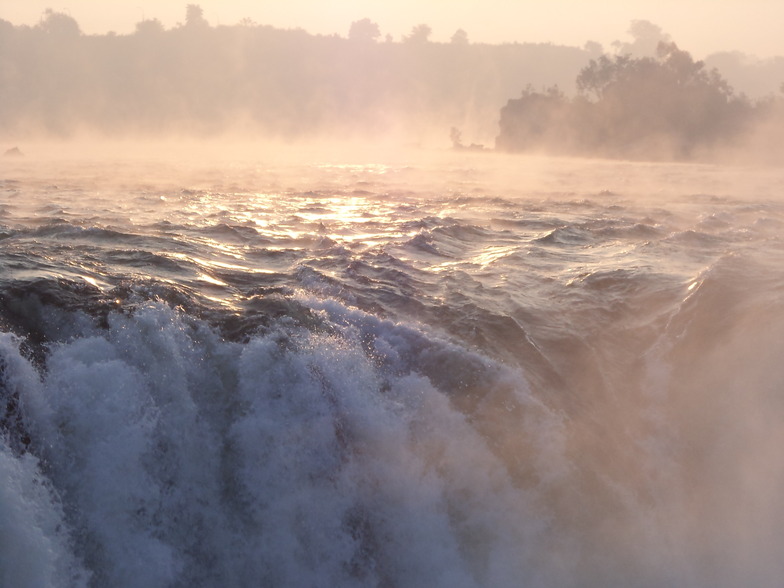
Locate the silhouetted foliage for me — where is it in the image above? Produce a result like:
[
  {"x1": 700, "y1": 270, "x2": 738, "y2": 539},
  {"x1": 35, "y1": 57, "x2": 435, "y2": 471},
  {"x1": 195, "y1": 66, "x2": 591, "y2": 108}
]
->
[
  {"x1": 404, "y1": 24, "x2": 432, "y2": 44},
  {"x1": 39, "y1": 9, "x2": 81, "y2": 38},
  {"x1": 496, "y1": 86, "x2": 578, "y2": 152},
  {"x1": 451, "y1": 29, "x2": 469, "y2": 46},
  {"x1": 611, "y1": 20, "x2": 670, "y2": 58},
  {"x1": 4, "y1": 8, "x2": 777, "y2": 155},
  {"x1": 348, "y1": 19, "x2": 380, "y2": 43},
  {"x1": 185, "y1": 4, "x2": 208, "y2": 28},
  {"x1": 0, "y1": 6, "x2": 591, "y2": 141},
  {"x1": 497, "y1": 42, "x2": 773, "y2": 159},
  {"x1": 135, "y1": 18, "x2": 165, "y2": 36}
]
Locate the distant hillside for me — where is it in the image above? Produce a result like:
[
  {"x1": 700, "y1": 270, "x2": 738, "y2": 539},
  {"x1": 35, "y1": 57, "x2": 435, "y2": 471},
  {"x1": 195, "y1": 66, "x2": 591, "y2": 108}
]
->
[{"x1": 0, "y1": 8, "x2": 592, "y2": 144}]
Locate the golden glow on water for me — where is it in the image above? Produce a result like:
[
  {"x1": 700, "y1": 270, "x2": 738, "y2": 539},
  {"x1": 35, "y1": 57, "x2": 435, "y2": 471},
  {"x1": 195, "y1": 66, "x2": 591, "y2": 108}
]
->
[
  {"x1": 196, "y1": 273, "x2": 229, "y2": 287},
  {"x1": 0, "y1": 155, "x2": 782, "y2": 588},
  {"x1": 193, "y1": 239, "x2": 247, "y2": 260},
  {"x1": 166, "y1": 252, "x2": 278, "y2": 274},
  {"x1": 187, "y1": 189, "x2": 413, "y2": 251},
  {"x1": 471, "y1": 245, "x2": 519, "y2": 269},
  {"x1": 80, "y1": 275, "x2": 102, "y2": 289}
]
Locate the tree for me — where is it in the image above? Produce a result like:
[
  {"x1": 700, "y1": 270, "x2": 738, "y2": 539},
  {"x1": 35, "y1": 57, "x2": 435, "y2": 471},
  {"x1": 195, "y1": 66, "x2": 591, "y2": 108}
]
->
[
  {"x1": 451, "y1": 29, "x2": 469, "y2": 45},
  {"x1": 348, "y1": 18, "x2": 380, "y2": 43},
  {"x1": 135, "y1": 18, "x2": 165, "y2": 36},
  {"x1": 576, "y1": 53, "x2": 635, "y2": 100},
  {"x1": 404, "y1": 24, "x2": 432, "y2": 44},
  {"x1": 185, "y1": 4, "x2": 208, "y2": 28},
  {"x1": 498, "y1": 43, "x2": 754, "y2": 159},
  {"x1": 38, "y1": 9, "x2": 81, "y2": 37},
  {"x1": 496, "y1": 86, "x2": 574, "y2": 152},
  {"x1": 612, "y1": 20, "x2": 671, "y2": 58},
  {"x1": 577, "y1": 42, "x2": 733, "y2": 103},
  {"x1": 583, "y1": 41, "x2": 603, "y2": 58}
]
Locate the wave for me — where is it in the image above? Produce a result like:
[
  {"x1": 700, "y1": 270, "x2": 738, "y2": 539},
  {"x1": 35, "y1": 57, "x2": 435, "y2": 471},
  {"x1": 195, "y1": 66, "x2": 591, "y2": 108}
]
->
[
  {"x1": 534, "y1": 226, "x2": 594, "y2": 246},
  {"x1": 1, "y1": 251, "x2": 780, "y2": 587},
  {"x1": 401, "y1": 232, "x2": 446, "y2": 257},
  {"x1": 3, "y1": 155, "x2": 784, "y2": 586},
  {"x1": 195, "y1": 222, "x2": 265, "y2": 243},
  {"x1": 0, "y1": 290, "x2": 564, "y2": 588}
]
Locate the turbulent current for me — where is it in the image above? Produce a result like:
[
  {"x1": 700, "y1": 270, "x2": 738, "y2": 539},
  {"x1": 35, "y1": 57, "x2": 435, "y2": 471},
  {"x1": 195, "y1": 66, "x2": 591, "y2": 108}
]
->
[{"x1": 1, "y1": 148, "x2": 783, "y2": 587}]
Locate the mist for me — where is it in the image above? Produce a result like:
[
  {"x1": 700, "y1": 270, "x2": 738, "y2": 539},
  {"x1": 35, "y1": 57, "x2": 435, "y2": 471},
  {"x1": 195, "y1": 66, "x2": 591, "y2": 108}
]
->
[
  {"x1": 2, "y1": 8, "x2": 783, "y2": 160},
  {"x1": 0, "y1": 6, "x2": 590, "y2": 148},
  {"x1": 2, "y1": 6, "x2": 784, "y2": 588}
]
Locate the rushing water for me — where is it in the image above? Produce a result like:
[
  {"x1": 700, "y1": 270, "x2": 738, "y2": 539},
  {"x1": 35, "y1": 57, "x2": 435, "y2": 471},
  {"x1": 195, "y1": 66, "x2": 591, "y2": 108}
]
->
[{"x1": 1, "y1": 147, "x2": 783, "y2": 587}]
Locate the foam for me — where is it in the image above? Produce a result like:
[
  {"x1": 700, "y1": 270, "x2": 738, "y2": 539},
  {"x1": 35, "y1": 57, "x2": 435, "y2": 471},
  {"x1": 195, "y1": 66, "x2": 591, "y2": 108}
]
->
[{"x1": 2, "y1": 301, "x2": 568, "y2": 586}]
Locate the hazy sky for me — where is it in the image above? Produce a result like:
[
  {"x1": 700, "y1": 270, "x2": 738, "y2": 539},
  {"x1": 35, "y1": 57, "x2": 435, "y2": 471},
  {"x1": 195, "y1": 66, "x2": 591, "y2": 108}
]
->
[{"x1": 2, "y1": 0, "x2": 783, "y2": 58}]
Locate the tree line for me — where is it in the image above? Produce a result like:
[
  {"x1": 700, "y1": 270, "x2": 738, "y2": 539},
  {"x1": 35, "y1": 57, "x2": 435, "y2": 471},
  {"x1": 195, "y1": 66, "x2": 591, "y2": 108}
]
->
[
  {"x1": 496, "y1": 42, "x2": 784, "y2": 160},
  {"x1": 3, "y1": 7, "x2": 782, "y2": 159},
  {"x1": 0, "y1": 5, "x2": 590, "y2": 143}
]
